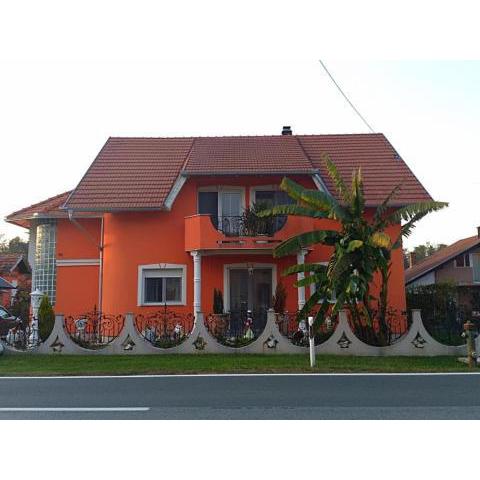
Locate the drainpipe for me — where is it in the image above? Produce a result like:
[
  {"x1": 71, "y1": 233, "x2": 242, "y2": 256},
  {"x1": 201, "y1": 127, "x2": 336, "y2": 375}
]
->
[{"x1": 67, "y1": 209, "x2": 104, "y2": 314}]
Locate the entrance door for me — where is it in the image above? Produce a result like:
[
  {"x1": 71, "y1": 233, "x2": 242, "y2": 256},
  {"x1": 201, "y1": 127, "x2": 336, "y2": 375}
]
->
[{"x1": 228, "y1": 268, "x2": 272, "y2": 336}]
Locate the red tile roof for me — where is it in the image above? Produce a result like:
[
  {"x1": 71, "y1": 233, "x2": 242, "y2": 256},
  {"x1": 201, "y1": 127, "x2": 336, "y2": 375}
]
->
[
  {"x1": 5, "y1": 191, "x2": 72, "y2": 228},
  {"x1": 298, "y1": 134, "x2": 431, "y2": 206},
  {"x1": 63, "y1": 137, "x2": 194, "y2": 211},
  {"x1": 184, "y1": 135, "x2": 314, "y2": 175},
  {"x1": 0, "y1": 253, "x2": 28, "y2": 274},
  {"x1": 405, "y1": 235, "x2": 480, "y2": 284},
  {"x1": 8, "y1": 133, "x2": 432, "y2": 214}
]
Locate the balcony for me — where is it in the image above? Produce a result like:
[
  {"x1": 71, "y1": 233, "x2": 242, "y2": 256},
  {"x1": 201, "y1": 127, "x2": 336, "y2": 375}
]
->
[{"x1": 185, "y1": 213, "x2": 315, "y2": 252}]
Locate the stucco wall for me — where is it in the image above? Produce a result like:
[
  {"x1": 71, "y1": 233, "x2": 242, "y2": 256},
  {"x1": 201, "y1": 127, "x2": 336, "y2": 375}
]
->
[{"x1": 53, "y1": 176, "x2": 407, "y2": 319}]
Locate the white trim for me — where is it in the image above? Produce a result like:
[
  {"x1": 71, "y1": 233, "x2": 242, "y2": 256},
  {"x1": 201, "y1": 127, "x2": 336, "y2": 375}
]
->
[
  {"x1": 137, "y1": 263, "x2": 187, "y2": 307},
  {"x1": 312, "y1": 173, "x2": 329, "y2": 193},
  {"x1": 56, "y1": 258, "x2": 100, "y2": 267},
  {"x1": 191, "y1": 251, "x2": 202, "y2": 315},
  {"x1": 164, "y1": 175, "x2": 187, "y2": 210},
  {"x1": 223, "y1": 262, "x2": 277, "y2": 312}
]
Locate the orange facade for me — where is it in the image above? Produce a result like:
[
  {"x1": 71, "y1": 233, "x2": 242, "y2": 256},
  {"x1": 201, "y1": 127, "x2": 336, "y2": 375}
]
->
[{"x1": 53, "y1": 175, "x2": 407, "y2": 318}]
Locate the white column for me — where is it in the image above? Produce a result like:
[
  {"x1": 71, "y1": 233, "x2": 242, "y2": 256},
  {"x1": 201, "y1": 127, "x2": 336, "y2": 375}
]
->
[
  {"x1": 297, "y1": 248, "x2": 308, "y2": 310},
  {"x1": 191, "y1": 250, "x2": 202, "y2": 316}
]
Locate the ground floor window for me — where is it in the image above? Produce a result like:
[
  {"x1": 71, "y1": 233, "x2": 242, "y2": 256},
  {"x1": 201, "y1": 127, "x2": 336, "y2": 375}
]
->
[{"x1": 138, "y1": 264, "x2": 186, "y2": 306}]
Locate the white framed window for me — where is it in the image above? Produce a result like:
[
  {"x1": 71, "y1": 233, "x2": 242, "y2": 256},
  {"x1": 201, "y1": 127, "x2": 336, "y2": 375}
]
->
[
  {"x1": 137, "y1": 264, "x2": 186, "y2": 306},
  {"x1": 455, "y1": 253, "x2": 471, "y2": 268},
  {"x1": 197, "y1": 186, "x2": 246, "y2": 218}
]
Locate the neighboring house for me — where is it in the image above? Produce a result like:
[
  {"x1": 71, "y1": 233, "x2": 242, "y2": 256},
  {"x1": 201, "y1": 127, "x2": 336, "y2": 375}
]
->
[
  {"x1": 405, "y1": 229, "x2": 480, "y2": 312},
  {"x1": 405, "y1": 229, "x2": 480, "y2": 288},
  {"x1": 0, "y1": 253, "x2": 31, "y2": 307},
  {"x1": 5, "y1": 129, "x2": 432, "y2": 326}
]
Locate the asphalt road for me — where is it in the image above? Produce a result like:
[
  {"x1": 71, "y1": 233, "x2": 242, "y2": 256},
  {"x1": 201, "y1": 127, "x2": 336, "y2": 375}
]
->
[{"x1": 1, "y1": 373, "x2": 480, "y2": 419}]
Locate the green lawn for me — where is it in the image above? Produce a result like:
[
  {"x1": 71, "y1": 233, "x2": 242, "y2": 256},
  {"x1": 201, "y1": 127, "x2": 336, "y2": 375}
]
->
[{"x1": 0, "y1": 353, "x2": 473, "y2": 376}]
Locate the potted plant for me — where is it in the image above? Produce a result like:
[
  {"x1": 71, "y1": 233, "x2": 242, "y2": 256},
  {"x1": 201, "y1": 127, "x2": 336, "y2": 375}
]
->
[{"x1": 241, "y1": 202, "x2": 273, "y2": 236}]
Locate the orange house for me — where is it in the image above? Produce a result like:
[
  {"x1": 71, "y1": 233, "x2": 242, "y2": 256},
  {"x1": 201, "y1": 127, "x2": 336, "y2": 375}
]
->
[{"x1": 6, "y1": 129, "x2": 432, "y2": 332}]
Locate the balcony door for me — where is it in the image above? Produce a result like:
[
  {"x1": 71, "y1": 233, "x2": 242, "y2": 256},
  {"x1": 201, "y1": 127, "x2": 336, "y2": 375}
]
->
[{"x1": 198, "y1": 188, "x2": 243, "y2": 235}]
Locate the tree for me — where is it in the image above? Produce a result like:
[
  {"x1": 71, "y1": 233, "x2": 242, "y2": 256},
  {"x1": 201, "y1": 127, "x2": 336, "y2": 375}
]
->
[
  {"x1": 0, "y1": 234, "x2": 29, "y2": 255},
  {"x1": 258, "y1": 154, "x2": 447, "y2": 345},
  {"x1": 38, "y1": 295, "x2": 55, "y2": 342},
  {"x1": 403, "y1": 242, "x2": 447, "y2": 268}
]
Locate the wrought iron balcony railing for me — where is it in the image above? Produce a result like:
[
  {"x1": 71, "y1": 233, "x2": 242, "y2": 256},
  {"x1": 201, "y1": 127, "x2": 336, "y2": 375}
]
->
[{"x1": 210, "y1": 215, "x2": 287, "y2": 237}]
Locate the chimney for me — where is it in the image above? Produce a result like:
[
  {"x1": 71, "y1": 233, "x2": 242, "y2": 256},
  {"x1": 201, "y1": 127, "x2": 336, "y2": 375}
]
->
[
  {"x1": 477, "y1": 226, "x2": 480, "y2": 239},
  {"x1": 282, "y1": 126, "x2": 292, "y2": 135},
  {"x1": 408, "y1": 251, "x2": 416, "y2": 269}
]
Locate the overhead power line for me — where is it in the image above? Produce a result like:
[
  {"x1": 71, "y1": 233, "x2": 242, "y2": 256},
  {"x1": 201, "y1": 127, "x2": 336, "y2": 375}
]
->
[{"x1": 319, "y1": 60, "x2": 375, "y2": 133}]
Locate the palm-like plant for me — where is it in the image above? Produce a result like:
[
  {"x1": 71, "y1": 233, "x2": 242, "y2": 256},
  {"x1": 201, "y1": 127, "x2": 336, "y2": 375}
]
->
[{"x1": 258, "y1": 155, "x2": 447, "y2": 344}]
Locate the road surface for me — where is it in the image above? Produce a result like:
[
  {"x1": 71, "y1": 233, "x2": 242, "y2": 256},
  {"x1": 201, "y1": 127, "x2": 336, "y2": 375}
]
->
[{"x1": 0, "y1": 373, "x2": 479, "y2": 419}]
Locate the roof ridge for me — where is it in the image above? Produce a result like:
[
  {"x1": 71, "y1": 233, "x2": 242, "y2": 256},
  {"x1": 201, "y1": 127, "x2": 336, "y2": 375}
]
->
[{"x1": 108, "y1": 132, "x2": 385, "y2": 140}]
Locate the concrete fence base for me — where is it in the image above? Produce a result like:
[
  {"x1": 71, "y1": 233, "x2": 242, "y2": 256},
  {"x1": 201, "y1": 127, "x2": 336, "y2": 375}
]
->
[{"x1": 1, "y1": 309, "x2": 471, "y2": 356}]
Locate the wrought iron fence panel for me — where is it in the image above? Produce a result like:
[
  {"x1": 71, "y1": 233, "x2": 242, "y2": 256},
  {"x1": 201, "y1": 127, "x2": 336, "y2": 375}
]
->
[
  {"x1": 64, "y1": 311, "x2": 125, "y2": 349},
  {"x1": 275, "y1": 310, "x2": 338, "y2": 347},
  {"x1": 205, "y1": 308, "x2": 267, "y2": 347},
  {"x1": 1, "y1": 314, "x2": 34, "y2": 350},
  {"x1": 348, "y1": 313, "x2": 411, "y2": 347},
  {"x1": 134, "y1": 309, "x2": 194, "y2": 349}
]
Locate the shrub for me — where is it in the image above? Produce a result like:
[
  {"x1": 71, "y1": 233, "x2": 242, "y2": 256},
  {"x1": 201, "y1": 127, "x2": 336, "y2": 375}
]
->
[{"x1": 38, "y1": 295, "x2": 55, "y2": 341}]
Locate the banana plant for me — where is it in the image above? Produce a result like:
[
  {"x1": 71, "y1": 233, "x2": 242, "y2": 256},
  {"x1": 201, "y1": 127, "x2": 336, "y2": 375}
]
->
[{"x1": 258, "y1": 154, "x2": 447, "y2": 343}]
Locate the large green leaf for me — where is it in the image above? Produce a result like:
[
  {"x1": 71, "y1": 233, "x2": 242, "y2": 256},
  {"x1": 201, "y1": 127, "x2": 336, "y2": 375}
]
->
[
  {"x1": 346, "y1": 240, "x2": 363, "y2": 252},
  {"x1": 273, "y1": 230, "x2": 340, "y2": 258},
  {"x1": 323, "y1": 154, "x2": 351, "y2": 204},
  {"x1": 382, "y1": 200, "x2": 448, "y2": 226},
  {"x1": 373, "y1": 183, "x2": 402, "y2": 226},
  {"x1": 256, "y1": 204, "x2": 328, "y2": 219},
  {"x1": 351, "y1": 168, "x2": 365, "y2": 217},
  {"x1": 282, "y1": 263, "x2": 327, "y2": 276},
  {"x1": 295, "y1": 275, "x2": 323, "y2": 288}
]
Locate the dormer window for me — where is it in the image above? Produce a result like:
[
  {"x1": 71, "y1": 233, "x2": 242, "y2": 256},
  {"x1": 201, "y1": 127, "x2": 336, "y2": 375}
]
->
[{"x1": 455, "y1": 254, "x2": 470, "y2": 268}]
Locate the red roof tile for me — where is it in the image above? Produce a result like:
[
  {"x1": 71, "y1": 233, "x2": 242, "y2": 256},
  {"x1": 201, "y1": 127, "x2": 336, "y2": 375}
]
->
[
  {"x1": 64, "y1": 137, "x2": 194, "y2": 211},
  {"x1": 298, "y1": 134, "x2": 432, "y2": 206},
  {"x1": 0, "y1": 254, "x2": 28, "y2": 274},
  {"x1": 5, "y1": 191, "x2": 72, "y2": 228},
  {"x1": 14, "y1": 133, "x2": 431, "y2": 213},
  {"x1": 184, "y1": 135, "x2": 314, "y2": 174},
  {"x1": 405, "y1": 235, "x2": 480, "y2": 284}
]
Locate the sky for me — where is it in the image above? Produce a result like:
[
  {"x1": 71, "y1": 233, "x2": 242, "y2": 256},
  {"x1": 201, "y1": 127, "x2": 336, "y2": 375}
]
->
[{"x1": 1, "y1": 59, "x2": 478, "y2": 249}]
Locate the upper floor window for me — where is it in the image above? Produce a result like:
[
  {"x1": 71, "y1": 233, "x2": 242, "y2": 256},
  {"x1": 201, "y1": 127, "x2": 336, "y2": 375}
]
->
[{"x1": 455, "y1": 254, "x2": 471, "y2": 268}]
